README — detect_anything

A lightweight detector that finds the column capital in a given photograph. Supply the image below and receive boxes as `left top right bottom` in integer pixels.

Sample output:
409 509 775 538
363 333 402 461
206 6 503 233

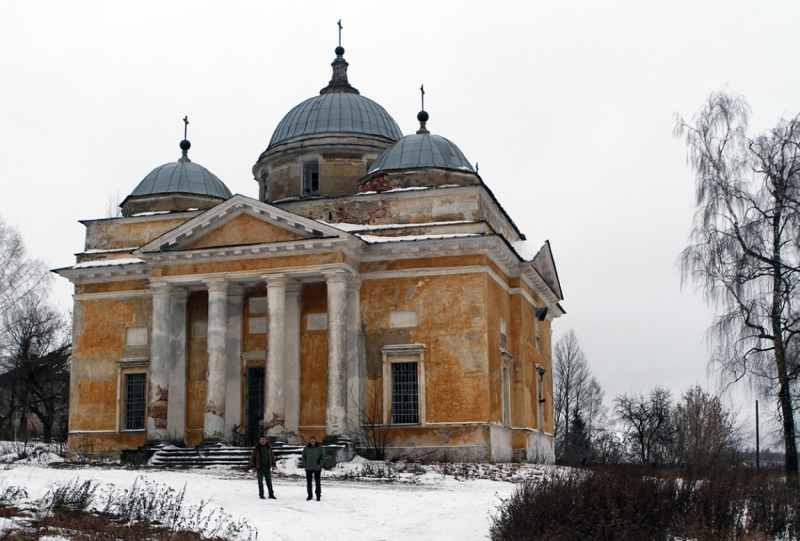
170 287 190 301
322 269 350 284
205 280 228 293
263 273 287 287
286 280 302 295
150 282 172 295
227 283 245 297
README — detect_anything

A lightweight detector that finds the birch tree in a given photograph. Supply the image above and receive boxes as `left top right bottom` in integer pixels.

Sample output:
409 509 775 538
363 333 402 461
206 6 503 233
675 92 800 475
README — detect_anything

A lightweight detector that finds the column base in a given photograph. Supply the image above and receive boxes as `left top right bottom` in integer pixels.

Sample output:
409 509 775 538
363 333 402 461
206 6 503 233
198 437 226 447
266 434 288 445
322 434 355 467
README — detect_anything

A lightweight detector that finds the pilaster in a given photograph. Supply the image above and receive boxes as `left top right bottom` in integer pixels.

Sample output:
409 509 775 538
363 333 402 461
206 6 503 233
284 281 302 443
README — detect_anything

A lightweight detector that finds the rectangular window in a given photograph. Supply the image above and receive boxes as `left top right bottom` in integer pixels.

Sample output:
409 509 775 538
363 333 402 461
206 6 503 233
391 361 419 424
303 162 319 197
124 373 146 430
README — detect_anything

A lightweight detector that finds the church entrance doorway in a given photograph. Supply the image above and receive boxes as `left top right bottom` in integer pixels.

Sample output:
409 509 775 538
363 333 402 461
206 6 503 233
245 366 265 446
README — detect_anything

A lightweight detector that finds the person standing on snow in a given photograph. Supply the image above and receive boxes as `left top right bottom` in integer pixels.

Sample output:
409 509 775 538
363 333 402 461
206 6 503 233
301 436 325 501
249 435 277 500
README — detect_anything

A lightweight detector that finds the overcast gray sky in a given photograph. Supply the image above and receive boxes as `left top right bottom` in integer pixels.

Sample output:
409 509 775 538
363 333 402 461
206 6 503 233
2 1 799 439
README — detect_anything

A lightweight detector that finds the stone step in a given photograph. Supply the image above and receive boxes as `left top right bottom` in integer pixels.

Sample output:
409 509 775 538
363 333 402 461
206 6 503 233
148 444 303 467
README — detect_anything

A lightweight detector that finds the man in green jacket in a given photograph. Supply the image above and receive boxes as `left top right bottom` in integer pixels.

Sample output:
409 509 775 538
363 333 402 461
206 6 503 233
301 436 325 501
249 436 276 500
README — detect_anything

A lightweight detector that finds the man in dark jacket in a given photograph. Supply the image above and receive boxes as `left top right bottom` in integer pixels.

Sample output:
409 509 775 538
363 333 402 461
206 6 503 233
301 436 325 501
249 436 277 499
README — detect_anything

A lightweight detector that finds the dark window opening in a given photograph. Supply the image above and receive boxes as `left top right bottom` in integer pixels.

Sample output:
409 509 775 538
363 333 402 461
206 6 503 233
245 366 265 446
391 362 419 424
124 373 146 431
303 162 319 197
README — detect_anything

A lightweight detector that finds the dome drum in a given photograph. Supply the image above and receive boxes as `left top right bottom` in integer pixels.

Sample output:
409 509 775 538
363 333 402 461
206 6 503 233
359 168 479 194
255 133 392 204
121 193 228 217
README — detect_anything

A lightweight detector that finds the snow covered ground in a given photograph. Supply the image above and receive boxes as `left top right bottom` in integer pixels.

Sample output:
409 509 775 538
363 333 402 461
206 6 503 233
0 452 548 540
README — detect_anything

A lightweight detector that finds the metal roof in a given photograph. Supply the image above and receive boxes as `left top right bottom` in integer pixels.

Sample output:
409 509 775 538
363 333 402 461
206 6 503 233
367 133 475 174
268 92 403 147
129 160 232 200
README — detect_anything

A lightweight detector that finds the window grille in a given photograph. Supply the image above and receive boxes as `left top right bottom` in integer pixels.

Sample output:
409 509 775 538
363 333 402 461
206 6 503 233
124 373 146 430
391 362 419 424
303 162 319 197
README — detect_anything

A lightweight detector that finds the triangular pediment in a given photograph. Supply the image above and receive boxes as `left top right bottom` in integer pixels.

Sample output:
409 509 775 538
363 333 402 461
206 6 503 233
531 240 563 301
137 194 349 253
183 212 306 250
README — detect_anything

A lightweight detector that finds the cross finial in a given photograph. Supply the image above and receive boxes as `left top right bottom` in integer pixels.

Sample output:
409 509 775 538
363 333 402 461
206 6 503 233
420 84 425 111
183 116 189 140
337 19 342 46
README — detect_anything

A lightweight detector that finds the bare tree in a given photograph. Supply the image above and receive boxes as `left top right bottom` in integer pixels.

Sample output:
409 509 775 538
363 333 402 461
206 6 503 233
553 330 606 460
615 386 674 466
673 385 741 474
104 191 123 219
0 218 47 320
0 286 70 442
675 92 800 475
553 330 589 447
350 378 390 460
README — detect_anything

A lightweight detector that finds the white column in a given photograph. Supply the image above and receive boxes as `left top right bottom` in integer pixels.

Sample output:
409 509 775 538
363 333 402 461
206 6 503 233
264 274 286 438
324 270 349 436
147 282 171 441
346 277 363 432
224 285 244 441
204 280 228 441
166 287 188 443
284 281 302 443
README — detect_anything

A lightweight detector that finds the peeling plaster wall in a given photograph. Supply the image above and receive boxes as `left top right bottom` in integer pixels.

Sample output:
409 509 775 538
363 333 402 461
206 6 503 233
299 283 328 435
361 271 490 428
278 186 520 242
68 293 151 453
83 216 194 251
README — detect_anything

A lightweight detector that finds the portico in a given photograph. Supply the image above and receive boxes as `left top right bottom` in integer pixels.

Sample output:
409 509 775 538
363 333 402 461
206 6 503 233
144 257 361 447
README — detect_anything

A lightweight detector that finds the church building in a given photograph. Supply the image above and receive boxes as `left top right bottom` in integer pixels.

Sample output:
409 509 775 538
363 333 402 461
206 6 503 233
55 42 564 463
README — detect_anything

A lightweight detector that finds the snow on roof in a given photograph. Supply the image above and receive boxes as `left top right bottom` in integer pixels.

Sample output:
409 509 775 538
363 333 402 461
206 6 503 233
80 247 140 254
319 220 476 233
511 239 545 262
70 257 145 269
358 186 431 195
357 233 480 243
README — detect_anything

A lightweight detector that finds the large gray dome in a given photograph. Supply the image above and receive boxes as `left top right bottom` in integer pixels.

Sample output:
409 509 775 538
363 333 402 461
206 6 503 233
130 160 232 200
268 92 403 148
368 133 475 174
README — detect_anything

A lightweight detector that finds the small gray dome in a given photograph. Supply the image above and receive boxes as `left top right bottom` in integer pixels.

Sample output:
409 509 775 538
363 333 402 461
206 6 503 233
269 93 403 148
130 160 232 200
368 133 475 174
